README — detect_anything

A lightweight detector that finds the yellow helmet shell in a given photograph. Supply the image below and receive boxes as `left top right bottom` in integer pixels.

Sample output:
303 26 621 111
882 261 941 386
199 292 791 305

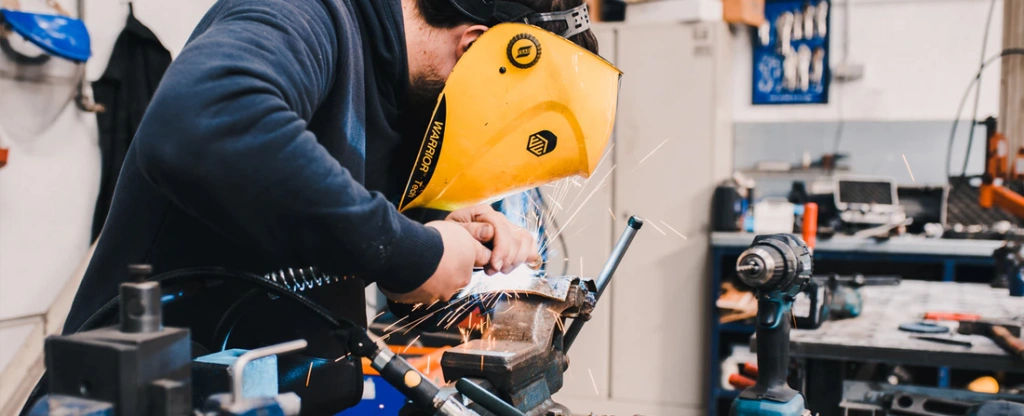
398 23 622 212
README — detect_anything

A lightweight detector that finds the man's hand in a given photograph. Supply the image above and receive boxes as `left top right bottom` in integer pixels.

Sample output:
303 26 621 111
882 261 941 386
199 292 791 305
447 204 541 275
381 221 490 304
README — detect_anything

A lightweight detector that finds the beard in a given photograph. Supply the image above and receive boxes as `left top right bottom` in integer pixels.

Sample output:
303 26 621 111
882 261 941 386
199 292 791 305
402 74 447 140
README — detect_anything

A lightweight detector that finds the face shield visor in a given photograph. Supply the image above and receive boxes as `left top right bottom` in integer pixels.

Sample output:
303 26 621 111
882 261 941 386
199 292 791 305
0 2 91 140
398 20 622 212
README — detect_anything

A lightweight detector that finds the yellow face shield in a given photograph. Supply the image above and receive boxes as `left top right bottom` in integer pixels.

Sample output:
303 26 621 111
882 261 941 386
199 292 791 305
398 23 622 212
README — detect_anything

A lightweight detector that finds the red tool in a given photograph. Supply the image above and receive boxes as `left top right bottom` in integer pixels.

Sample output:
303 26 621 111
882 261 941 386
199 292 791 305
0 147 8 169
802 203 818 251
923 312 981 322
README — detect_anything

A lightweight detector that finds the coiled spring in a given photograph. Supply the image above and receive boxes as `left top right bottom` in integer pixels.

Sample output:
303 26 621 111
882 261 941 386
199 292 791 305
263 267 344 292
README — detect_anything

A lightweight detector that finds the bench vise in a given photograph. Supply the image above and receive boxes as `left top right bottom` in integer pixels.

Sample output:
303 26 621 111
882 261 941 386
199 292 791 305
428 216 643 416
441 276 595 415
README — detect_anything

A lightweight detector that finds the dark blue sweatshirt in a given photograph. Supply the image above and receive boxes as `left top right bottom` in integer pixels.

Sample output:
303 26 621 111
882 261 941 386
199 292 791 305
64 0 442 333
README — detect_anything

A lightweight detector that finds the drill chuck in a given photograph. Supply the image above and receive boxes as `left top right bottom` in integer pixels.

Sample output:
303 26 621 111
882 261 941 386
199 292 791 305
735 234 812 291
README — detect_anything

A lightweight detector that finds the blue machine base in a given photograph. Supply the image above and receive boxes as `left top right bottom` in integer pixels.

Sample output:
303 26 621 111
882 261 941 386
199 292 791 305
730 395 806 416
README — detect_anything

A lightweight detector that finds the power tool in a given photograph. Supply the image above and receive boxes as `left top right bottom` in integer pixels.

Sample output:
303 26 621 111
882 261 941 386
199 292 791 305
730 234 814 416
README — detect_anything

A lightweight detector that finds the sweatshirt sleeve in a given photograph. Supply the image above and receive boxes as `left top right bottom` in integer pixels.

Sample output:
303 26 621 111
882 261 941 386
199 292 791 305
131 0 441 293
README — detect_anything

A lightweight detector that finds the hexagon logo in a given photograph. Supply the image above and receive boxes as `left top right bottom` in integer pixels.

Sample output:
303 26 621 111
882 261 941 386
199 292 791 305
527 130 557 157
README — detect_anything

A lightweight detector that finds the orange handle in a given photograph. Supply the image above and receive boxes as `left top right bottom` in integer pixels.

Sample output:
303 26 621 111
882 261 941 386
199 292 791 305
802 203 818 250
728 373 757 389
923 312 981 322
0 147 8 169
742 361 759 378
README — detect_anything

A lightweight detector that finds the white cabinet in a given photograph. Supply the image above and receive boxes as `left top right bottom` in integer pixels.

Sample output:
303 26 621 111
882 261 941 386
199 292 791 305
554 21 732 414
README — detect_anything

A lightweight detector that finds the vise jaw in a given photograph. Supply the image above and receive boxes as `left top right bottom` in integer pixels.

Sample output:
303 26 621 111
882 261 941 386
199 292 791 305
441 276 595 415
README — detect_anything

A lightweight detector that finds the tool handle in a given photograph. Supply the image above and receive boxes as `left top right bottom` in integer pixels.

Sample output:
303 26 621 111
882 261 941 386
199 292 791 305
924 312 981 322
802 203 818 251
754 299 792 393
991 326 1024 359
563 216 643 353
369 348 443 410
455 379 525 416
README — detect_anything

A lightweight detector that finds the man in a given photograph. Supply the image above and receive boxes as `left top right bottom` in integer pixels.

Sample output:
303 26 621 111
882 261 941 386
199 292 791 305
66 0 598 336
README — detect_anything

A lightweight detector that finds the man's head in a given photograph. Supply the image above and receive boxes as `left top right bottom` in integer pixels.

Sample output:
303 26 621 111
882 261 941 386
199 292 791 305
401 0 599 128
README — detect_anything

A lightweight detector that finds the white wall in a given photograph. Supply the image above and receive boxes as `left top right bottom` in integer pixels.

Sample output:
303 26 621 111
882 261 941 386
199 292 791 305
732 0 1005 122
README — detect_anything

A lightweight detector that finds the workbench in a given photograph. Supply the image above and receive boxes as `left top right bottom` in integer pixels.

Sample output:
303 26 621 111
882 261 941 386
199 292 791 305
708 232 1005 416
793 281 1024 415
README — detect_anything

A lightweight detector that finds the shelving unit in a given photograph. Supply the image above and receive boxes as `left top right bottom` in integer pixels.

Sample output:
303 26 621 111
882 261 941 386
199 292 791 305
707 232 1002 416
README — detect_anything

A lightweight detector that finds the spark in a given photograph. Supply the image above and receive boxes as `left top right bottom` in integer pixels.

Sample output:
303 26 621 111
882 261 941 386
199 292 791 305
334 352 351 362
411 303 424 311
569 223 590 238
633 139 669 170
372 311 386 321
608 208 615 220
659 220 688 240
646 218 667 235
567 365 574 379
480 355 485 371
902 154 916 182
542 166 617 251
588 368 600 395
553 311 566 332
380 315 410 334
305 362 313 387
402 335 422 353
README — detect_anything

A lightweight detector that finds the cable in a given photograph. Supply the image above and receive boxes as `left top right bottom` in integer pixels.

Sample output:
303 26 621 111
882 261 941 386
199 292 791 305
948 49 1024 179
959 0 998 178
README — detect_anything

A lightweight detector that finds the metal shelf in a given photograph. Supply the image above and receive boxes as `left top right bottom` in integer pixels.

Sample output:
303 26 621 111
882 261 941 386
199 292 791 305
719 323 756 334
715 388 741 400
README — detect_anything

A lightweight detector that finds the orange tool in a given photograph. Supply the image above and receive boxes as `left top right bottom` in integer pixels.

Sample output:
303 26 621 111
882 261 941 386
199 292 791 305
923 312 982 322
728 373 757 389
802 203 818 250
0 147 8 169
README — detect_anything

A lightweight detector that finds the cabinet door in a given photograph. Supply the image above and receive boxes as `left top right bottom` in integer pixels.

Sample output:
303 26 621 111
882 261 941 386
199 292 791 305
548 25 617 401
611 22 718 407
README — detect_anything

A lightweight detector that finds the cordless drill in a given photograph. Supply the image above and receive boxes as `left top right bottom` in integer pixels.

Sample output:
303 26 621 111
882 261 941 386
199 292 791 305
730 234 813 416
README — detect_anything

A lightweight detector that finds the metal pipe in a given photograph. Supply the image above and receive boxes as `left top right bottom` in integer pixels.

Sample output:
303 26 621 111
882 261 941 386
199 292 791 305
456 379 525 416
563 216 642 353
230 340 307 404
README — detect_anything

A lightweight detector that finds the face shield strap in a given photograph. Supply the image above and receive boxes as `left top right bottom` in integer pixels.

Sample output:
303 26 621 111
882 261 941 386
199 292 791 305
448 1 592 39
524 3 591 39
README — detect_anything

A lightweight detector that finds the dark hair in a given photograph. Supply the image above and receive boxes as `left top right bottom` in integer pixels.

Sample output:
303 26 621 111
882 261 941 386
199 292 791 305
415 0 599 54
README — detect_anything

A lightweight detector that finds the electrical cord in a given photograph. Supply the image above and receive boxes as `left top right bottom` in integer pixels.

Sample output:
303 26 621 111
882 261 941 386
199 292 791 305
947 48 1024 179
958 0 998 178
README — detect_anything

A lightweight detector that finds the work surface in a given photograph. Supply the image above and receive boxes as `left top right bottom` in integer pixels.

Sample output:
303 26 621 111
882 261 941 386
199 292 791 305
787 281 1024 371
712 232 1003 257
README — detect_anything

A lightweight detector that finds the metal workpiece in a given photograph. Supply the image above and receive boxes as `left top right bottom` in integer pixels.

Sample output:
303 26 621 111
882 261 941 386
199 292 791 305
458 272 574 301
119 280 163 333
563 216 642 352
229 340 308 405
456 379 525 416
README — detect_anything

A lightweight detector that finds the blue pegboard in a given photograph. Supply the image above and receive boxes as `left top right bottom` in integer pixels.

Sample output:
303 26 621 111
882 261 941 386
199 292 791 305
753 0 831 105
